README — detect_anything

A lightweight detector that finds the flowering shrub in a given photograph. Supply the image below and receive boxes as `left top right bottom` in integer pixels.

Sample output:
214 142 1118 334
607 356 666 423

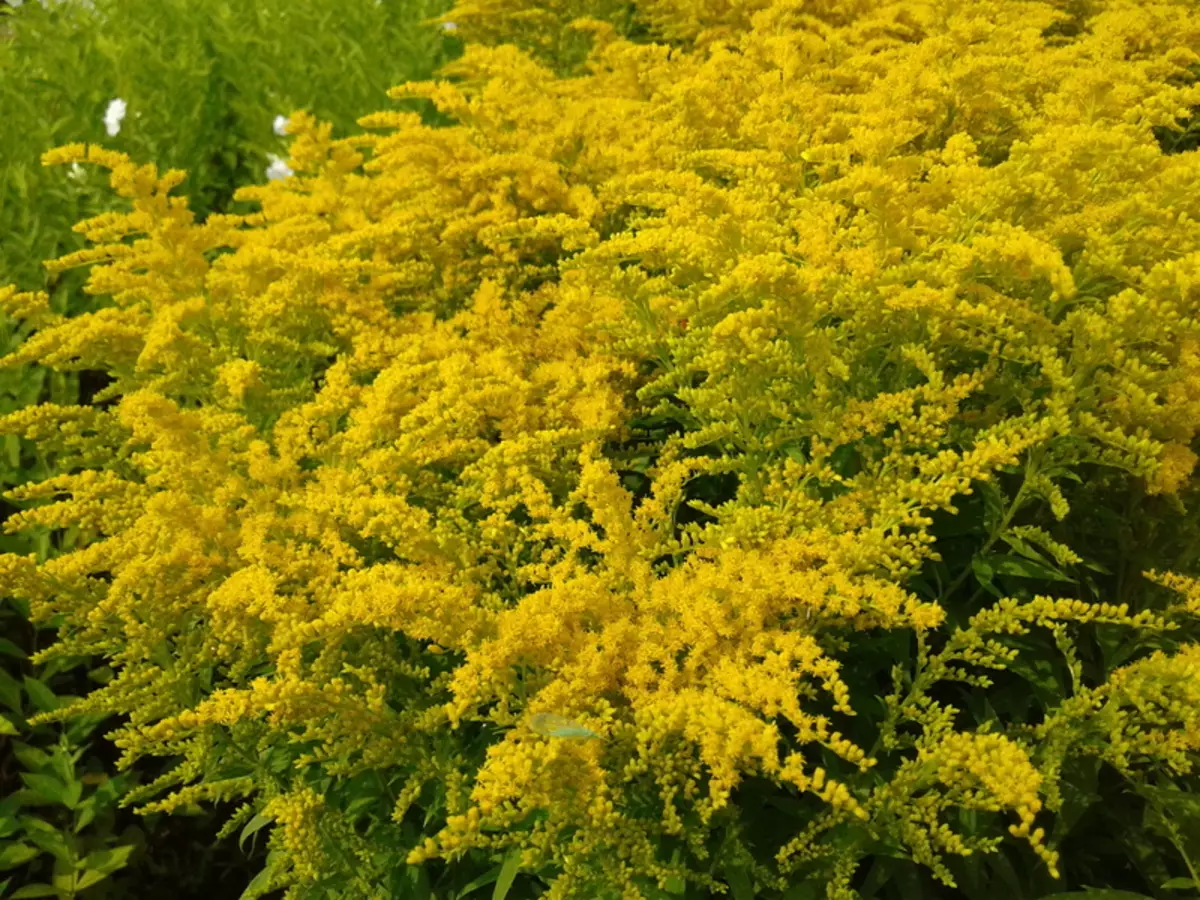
0 0 452 894
3 0 1200 898
0 0 455 555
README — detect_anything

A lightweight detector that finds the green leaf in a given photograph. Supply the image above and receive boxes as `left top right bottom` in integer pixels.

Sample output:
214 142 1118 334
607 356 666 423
72 799 97 835
492 847 521 900
10 885 59 899
50 872 73 894
1162 878 1200 891
1051 757 1100 841
971 555 994 585
979 481 1006 530
46 754 76 795
726 867 754 900
18 821 70 865
983 845 1024 898
0 639 25 660
18 775 78 810
1139 783 1200 861
970 556 1004 597
638 883 678 900
406 862 433 900
858 857 921 899
0 671 22 714
81 845 134 876
1138 784 1200 818
0 842 40 871
3 434 19 469
1006 651 1062 707
239 812 273 852
455 864 500 898
238 865 274 900
1045 466 1083 484
783 442 807 464
1079 557 1113 574
74 869 110 892
21 678 58 715
988 552 1073 582
829 443 860 477
0 717 16 737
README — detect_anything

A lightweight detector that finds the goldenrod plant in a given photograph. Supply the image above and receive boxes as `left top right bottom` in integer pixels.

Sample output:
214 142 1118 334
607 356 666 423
0 0 454 473
2 0 1200 898
0 0 452 896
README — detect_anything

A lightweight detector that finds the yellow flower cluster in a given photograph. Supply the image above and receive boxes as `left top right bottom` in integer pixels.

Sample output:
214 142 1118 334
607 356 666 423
1039 642 1200 780
264 787 328 883
2 0 1199 895
863 732 1057 890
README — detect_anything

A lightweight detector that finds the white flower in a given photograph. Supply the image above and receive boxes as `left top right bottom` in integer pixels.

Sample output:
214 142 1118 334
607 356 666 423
265 154 293 181
103 98 126 137
442 21 457 31
273 114 290 137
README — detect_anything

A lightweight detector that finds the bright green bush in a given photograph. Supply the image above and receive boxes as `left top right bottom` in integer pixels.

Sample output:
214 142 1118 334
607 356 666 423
3 0 1200 898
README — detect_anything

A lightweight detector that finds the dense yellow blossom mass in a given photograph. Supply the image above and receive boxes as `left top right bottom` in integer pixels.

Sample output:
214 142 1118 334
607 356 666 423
2 0 1200 897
